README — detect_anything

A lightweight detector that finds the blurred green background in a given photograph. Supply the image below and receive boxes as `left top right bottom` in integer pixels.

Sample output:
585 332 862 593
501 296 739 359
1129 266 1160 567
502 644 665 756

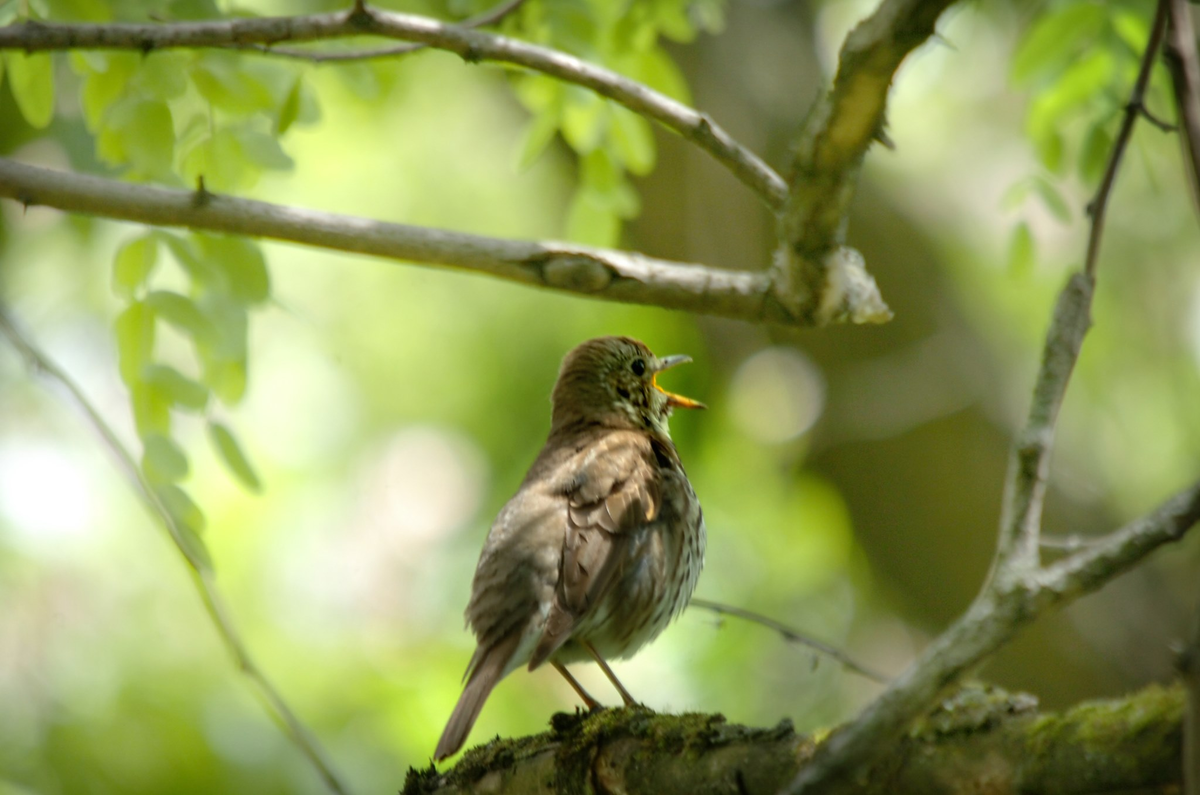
2 0 1199 793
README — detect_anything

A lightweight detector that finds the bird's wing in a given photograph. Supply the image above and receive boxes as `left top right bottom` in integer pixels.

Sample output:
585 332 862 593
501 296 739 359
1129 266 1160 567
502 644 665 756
528 432 659 669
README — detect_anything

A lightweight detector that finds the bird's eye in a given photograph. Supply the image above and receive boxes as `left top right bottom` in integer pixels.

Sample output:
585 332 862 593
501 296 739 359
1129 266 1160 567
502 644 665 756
631 358 646 376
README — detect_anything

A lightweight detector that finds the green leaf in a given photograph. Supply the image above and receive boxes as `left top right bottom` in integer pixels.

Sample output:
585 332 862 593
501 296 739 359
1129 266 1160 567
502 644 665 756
653 0 696 43
155 232 224 288
195 235 270 304
1031 177 1072 223
143 364 209 411
516 109 561 171
611 106 656 176
180 129 254 193
629 48 691 104
131 52 189 101
113 235 159 298
202 357 248 405
146 290 218 345
191 53 274 115
1033 126 1064 173
115 301 156 386
96 98 175 177
1011 4 1106 85
5 52 55 129
208 421 262 492
277 78 303 135
580 150 640 218
78 53 137 131
565 189 620 246
1008 221 1035 277
131 380 171 437
142 432 189 483
235 128 294 171
154 484 211 572
561 89 608 154
1079 121 1113 184
197 292 248 361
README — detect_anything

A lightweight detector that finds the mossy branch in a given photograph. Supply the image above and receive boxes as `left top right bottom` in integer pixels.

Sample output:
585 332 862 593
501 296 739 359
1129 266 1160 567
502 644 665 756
411 685 1183 795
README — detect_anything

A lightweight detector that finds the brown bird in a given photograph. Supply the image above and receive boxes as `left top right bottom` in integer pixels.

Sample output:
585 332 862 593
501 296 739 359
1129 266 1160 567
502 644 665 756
434 336 706 761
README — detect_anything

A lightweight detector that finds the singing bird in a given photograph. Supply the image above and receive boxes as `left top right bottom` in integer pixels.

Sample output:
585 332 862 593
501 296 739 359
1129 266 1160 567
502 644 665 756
434 336 706 761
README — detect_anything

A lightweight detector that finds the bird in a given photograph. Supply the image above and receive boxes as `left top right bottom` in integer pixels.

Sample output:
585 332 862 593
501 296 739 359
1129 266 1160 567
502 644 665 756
434 335 706 761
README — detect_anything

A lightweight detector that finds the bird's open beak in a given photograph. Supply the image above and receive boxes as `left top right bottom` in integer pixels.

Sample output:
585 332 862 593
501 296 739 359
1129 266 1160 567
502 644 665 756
652 354 706 410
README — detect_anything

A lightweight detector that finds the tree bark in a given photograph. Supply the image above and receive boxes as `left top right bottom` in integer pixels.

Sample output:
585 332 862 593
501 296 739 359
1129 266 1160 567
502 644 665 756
406 683 1183 795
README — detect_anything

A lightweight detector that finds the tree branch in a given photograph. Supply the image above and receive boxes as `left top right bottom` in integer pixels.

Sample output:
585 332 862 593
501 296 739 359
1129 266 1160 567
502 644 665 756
0 157 816 323
1181 597 1200 795
772 0 958 323
413 685 1183 794
781 6 1181 792
0 307 352 795
248 0 528 62
0 7 788 212
688 598 890 684
1165 0 1200 217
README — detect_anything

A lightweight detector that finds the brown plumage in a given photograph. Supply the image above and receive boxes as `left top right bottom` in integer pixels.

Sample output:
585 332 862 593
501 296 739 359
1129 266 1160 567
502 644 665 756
434 336 706 761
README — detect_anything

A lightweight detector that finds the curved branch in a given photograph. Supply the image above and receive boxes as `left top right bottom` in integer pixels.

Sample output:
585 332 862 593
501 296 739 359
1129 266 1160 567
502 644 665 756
0 7 788 211
0 308 351 795
689 598 890 684
0 158 804 323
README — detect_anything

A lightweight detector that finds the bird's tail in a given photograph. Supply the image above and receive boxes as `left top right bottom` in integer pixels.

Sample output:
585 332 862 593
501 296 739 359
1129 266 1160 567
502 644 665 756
434 634 520 761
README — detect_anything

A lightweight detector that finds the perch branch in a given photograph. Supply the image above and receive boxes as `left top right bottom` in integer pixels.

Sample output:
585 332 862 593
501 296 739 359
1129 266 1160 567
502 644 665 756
414 685 1183 794
0 158 815 323
0 7 787 212
0 307 352 795
689 598 890 684
784 5 1181 792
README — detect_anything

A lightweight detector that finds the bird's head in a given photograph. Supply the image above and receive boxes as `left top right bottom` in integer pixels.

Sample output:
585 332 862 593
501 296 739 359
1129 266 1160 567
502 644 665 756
550 336 704 436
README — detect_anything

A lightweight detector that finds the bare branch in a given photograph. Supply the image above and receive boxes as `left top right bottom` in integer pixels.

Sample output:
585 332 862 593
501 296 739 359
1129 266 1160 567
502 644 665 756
993 274 1092 574
1165 0 1200 217
773 0 958 322
251 0 527 62
0 157 817 323
1039 482 1200 597
0 307 352 795
689 598 890 684
782 6 1181 792
1084 1 1170 278
0 8 788 211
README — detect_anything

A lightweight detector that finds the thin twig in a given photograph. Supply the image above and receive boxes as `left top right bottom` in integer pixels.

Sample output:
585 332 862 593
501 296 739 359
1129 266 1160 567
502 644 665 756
689 598 890 684
0 306 352 795
251 0 526 62
1165 0 1200 217
1084 2 1171 278
0 7 788 212
783 5 1180 792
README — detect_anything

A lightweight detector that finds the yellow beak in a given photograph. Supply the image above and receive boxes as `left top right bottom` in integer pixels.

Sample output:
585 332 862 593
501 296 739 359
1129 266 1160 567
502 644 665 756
652 354 705 410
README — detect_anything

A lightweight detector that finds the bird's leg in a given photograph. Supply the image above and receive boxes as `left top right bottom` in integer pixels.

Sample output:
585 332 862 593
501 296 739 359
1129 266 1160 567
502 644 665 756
582 641 638 706
551 661 602 710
